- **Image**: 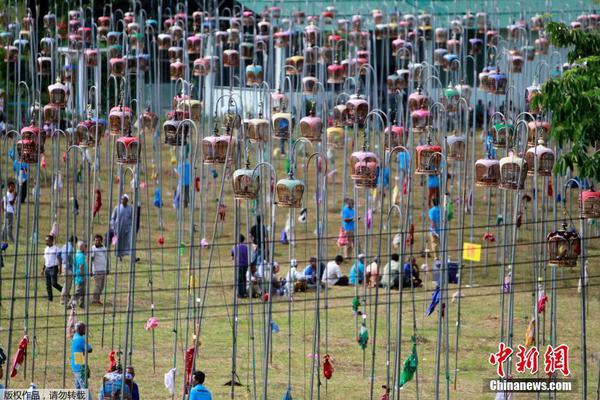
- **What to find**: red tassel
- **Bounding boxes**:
[194,176,201,192]
[548,181,553,197]
[11,336,29,378]
[108,350,117,372]
[184,346,195,394]
[323,354,334,380]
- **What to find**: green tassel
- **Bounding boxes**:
[358,320,369,349]
[179,244,186,255]
[351,296,360,313]
[446,202,454,221]
[77,167,83,183]
[285,159,291,175]
[398,340,418,387]
[496,214,503,225]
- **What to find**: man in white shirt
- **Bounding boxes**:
[1,181,16,243]
[43,235,63,301]
[91,234,108,305]
[323,255,348,287]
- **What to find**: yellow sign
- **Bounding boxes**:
[463,242,482,262]
[73,352,85,365]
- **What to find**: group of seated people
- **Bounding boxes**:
[245,253,422,297]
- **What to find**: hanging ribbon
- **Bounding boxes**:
[351,296,360,313]
[323,354,334,380]
[425,286,441,317]
[93,189,102,218]
[398,338,418,387]
[10,335,29,377]
[108,350,117,372]
[358,317,369,349]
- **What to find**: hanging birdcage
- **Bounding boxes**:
[333,104,350,127]
[486,70,508,95]
[277,176,305,208]
[411,107,430,133]
[534,36,549,55]
[240,42,253,60]
[227,28,240,45]
[442,85,460,113]
[68,34,83,50]
[499,153,528,190]
[39,37,53,55]
[475,158,500,187]
[415,143,442,175]
[392,38,407,55]
[408,88,428,112]
[202,133,236,164]
[83,49,98,67]
[245,116,269,142]
[109,57,126,77]
[442,53,459,71]
[522,45,535,61]
[433,48,448,66]
[327,62,344,84]
[469,38,483,56]
[193,57,211,76]
[351,14,363,31]
[447,134,466,161]
[43,103,60,124]
[76,119,105,147]
[492,123,513,149]
[478,66,494,90]
[486,30,499,46]
[447,37,461,54]
[508,50,524,73]
[106,31,121,46]
[245,64,263,86]
[526,82,541,112]
[272,112,293,140]
[254,35,268,52]
[37,56,52,76]
[108,44,123,59]
[140,110,159,135]
[168,46,183,62]
[435,28,448,45]
[48,78,69,108]
[232,166,260,200]
[531,15,544,31]
[349,30,369,48]
[157,33,172,50]
[346,95,369,125]
[285,56,304,75]
[547,224,581,266]
[17,123,45,163]
[350,151,380,188]
[580,190,600,218]
[525,140,555,176]
[302,76,318,94]
[78,27,92,44]
[327,127,345,149]
[163,113,189,146]
[257,19,270,36]
[275,30,291,48]
[223,49,239,67]
[384,125,405,150]
[177,99,202,121]
[271,90,289,113]
[299,110,322,142]
[187,35,202,56]
[293,10,305,24]
[116,136,140,165]
[451,18,462,34]
[170,59,185,80]
[375,23,389,40]
[109,106,133,136]
[455,83,472,103]
[527,120,550,145]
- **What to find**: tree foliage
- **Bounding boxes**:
[532,22,600,181]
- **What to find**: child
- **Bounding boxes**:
[1,181,16,243]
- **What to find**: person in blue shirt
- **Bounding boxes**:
[126,366,140,400]
[71,241,88,308]
[397,151,410,174]
[427,174,440,207]
[349,254,366,285]
[176,159,191,208]
[189,370,212,400]
[341,198,355,259]
[428,197,441,260]
[13,160,28,204]
[71,322,92,389]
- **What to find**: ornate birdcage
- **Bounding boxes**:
[525,140,555,176]
[223,49,239,67]
[408,62,424,83]
[106,31,121,46]
[17,123,45,163]
[193,57,210,76]
[346,95,369,126]
[486,30,499,46]
[527,120,550,145]
[433,48,448,66]
[333,104,350,127]
[499,153,527,190]
[478,66,494,90]
[446,134,466,161]
[455,83,472,103]
[415,142,442,175]
[257,19,270,36]
[469,37,483,55]
[37,56,52,76]
[442,85,460,113]
[272,111,292,140]
[299,110,322,142]
[202,131,236,164]
[350,151,380,188]
[580,190,600,218]
[76,119,106,147]
[375,23,389,40]
[78,27,92,44]
[245,64,263,86]
[84,49,98,67]
[177,99,202,121]
[232,164,260,200]
[547,224,581,266]
[170,59,184,80]
[108,44,123,59]
[435,28,448,45]
[392,38,407,55]
[240,42,253,60]
[522,45,535,61]
[110,57,126,77]
[227,28,240,45]
[408,87,428,112]
[109,106,133,136]
[39,37,53,55]
[411,107,430,133]
[475,158,500,187]
[116,136,140,165]
[293,10,305,24]
[187,35,202,56]
[274,30,291,48]
[526,82,541,113]
[492,123,513,148]
[508,50,524,73]
[48,78,69,108]
[447,37,461,54]
[327,62,344,84]
[167,46,183,62]
[384,125,405,150]
[302,76,318,94]
[535,36,549,55]
[442,53,459,71]
[254,35,268,52]
[245,115,269,142]
[486,70,507,95]
[43,103,60,124]
[285,56,303,75]
[277,176,305,208]
[271,89,288,113]
[163,113,189,146]
[157,33,172,50]
[450,18,462,34]
[531,15,544,31]
[327,126,345,149]
[68,34,83,50]
[140,110,159,135]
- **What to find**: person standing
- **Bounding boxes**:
[341,198,356,259]
[71,322,92,390]
[110,194,134,260]
[1,181,16,243]
[91,234,108,305]
[231,234,249,298]
[13,160,28,204]
[71,241,88,308]
[43,235,63,301]
[428,197,441,261]
[189,370,212,400]
[60,235,77,305]
[427,174,440,208]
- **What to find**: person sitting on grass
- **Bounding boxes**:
[323,255,348,287]
[349,254,366,286]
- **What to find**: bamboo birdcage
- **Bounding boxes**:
[277,177,305,208]
[547,224,581,266]
[116,136,140,165]
[350,151,380,188]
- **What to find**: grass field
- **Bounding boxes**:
[0,129,598,400]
